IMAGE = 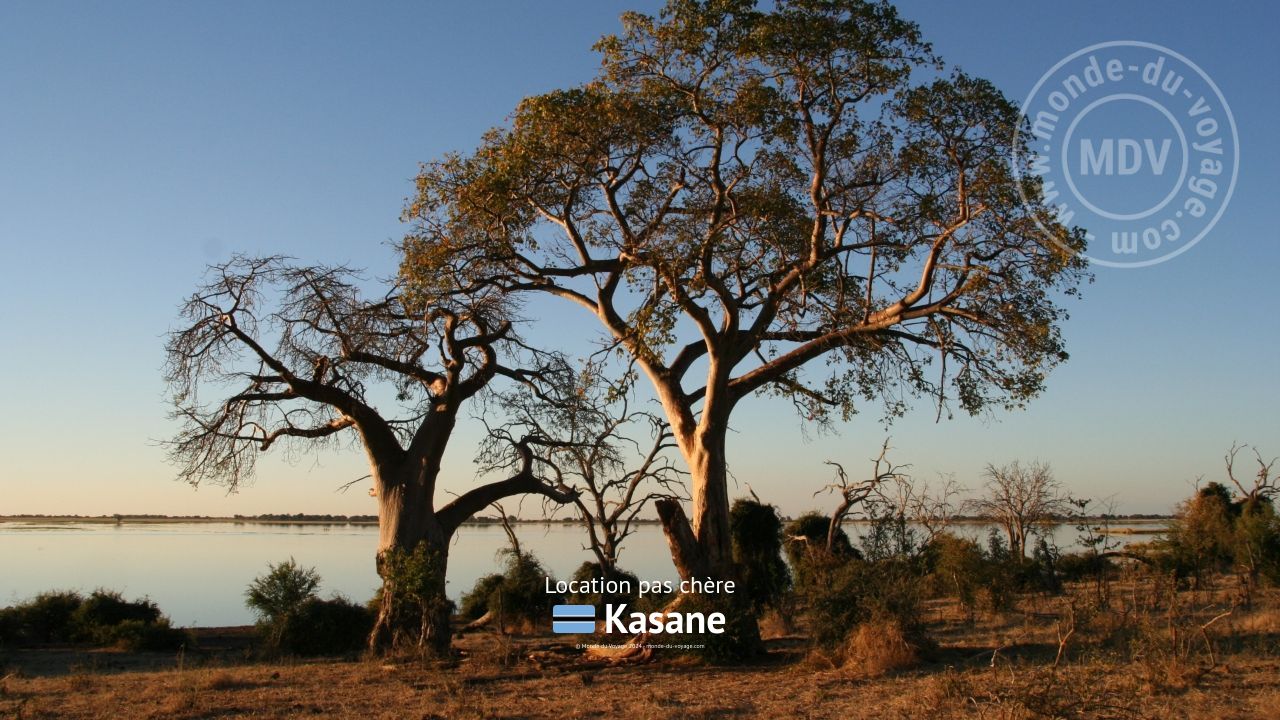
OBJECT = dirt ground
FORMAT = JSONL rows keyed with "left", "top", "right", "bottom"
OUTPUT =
{"left": 3, "top": 584, "right": 1279, "bottom": 719}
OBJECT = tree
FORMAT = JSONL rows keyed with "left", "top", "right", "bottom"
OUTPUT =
{"left": 478, "top": 359, "right": 683, "bottom": 587}
{"left": 969, "top": 460, "right": 1065, "bottom": 559}
{"left": 164, "top": 256, "right": 575, "bottom": 654}
{"left": 399, "top": 0, "right": 1087, "bottom": 628}
{"left": 820, "top": 439, "right": 910, "bottom": 554}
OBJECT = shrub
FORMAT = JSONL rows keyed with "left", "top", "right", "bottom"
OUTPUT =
{"left": 784, "top": 513, "right": 856, "bottom": 568}
{"left": 278, "top": 596, "right": 373, "bottom": 656}
{"left": 461, "top": 550, "right": 558, "bottom": 630}
{"left": 10, "top": 590, "right": 84, "bottom": 643}
{"left": 840, "top": 616, "right": 922, "bottom": 676}
{"left": 245, "top": 558, "right": 321, "bottom": 625}
{"left": 459, "top": 573, "right": 504, "bottom": 621}
{"left": 665, "top": 589, "right": 762, "bottom": 663}
{"left": 922, "top": 532, "right": 986, "bottom": 609}
{"left": 107, "top": 618, "right": 189, "bottom": 652}
{"left": 373, "top": 541, "right": 454, "bottom": 649}
{"left": 730, "top": 498, "right": 791, "bottom": 613}
{"left": 72, "top": 590, "right": 162, "bottom": 642}
{"left": 0, "top": 589, "right": 185, "bottom": 650}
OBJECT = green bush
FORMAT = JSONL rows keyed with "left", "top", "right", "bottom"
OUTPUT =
{"left": 72, "top": 590, "right": 162, "bottom": 642}
{"left": 278, "top": 596, "right": 373, "bottom": 656}
{"left": 245, "top": 558, "right": 321, "bottom": 625}
{"left": 922, "top": 532, "right": 986, "bottom": 607}
{"left": 1158, "top": 483, "right": 1280, "bottom": 585}
{"left": 9, "top": 590, "right": 84, "bottom": 643}
{"left": 372, "top": 541, "right": 454, "bottom": 649}
{"left": 460, "top": 550, "right": 559, "bottom": 629}
{"left": 459, "top": 573, "right": 504, "bottom": 621}
{"left": 0, "top": 589, "right": 185, "bottom": 650}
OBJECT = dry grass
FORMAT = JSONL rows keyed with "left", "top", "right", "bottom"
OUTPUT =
{"left": 1, "top": 579, "right": 1278, "bottom": 719}
{"left": 840, "top": 619, "right": 921, "bottom": 677}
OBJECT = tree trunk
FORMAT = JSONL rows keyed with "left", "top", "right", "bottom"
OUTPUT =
{"left": 657, "top": 422, "right": 762, "bottom": 658}
{"left": 369, "top": 478, "right": 452, "bottom": 656}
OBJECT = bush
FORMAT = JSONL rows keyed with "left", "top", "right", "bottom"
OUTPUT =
{"left": 784, "top": 513, "right": 856, "bottom": 568}
{"left": 922, "top": 532, "right": 986, "bottom": 608}
{"left": 786, "top": 509, "right": 926, "bottom": 647}
{"left": 278, "top": 596, "right": 373, "bottom": 656}
{"left": 460, "top": 550, "right": 558, "bottom": 630}
{"left": 107, "top": 618, "right": 189, "bottom": 652}
{"left": 245, "top": 558, "right": 321, "bottom": 625}
{"left": 372, "top": 541, "right": 454, "bottom": 650}
{"left": 459, "top": 573, "right": 504, "bottom": 621}
{"left": 0, "top": 589, "right": 185, "bottom": 650}
{"left": 72, "top": 590, "right": 162, "bottom": 642}
{"left": 6, "top": 590, "right": 84, "bottom": 643}
{"left": 730, "top": 498, "right": 791, "bottom": 613}
{"left": 839, "top": 617, "right": 923, "bottom": 676}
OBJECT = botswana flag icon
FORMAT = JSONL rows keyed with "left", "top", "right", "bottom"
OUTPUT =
{"left": 552, "top": 604, "right": 596, "bottom": 633}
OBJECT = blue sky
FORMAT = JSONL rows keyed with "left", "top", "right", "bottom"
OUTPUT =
{"left": 0, "top": 1, "right": 1276, "bottom": 517}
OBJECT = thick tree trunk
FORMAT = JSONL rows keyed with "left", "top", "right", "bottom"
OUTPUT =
{"left": 369, "top": 478, "right": 453, "bottom": 656}
{"left": 657, "top": 422, "right": 763, "bottom": 658}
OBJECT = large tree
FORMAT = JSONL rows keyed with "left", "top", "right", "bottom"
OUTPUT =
{"left": 164, "top": 256, "right": 575, "bottom": 654}
{"left": 400, "top": 0, "right": 1087, "bottom": 619}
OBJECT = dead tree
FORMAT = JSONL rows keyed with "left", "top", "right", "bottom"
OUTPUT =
{"left": 820, "top": 439, "right": 910, "bottom": 554}
{"left": 1224, "top": 442, "right": 1278, "bottom": 509}
{"left": 479, "top": 358, "right": 684, "bottom": 583}
{"left": 164, "top": 256, "right": 575, "bottom": 655}
{"left": 968, "top": 460, "right": 1066, "bottom": 559}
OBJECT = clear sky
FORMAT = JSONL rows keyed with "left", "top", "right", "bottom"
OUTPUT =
{"left": 1, "top": 1, "right": 1276, "bottom": 517}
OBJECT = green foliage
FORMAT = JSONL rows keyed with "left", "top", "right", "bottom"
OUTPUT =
{"left": 459, "top": 573, "right": 504, "bottom": 621}
{"left": 784, "top": 512, "right": 857, "bottom": 577}
{"left": 1161, "top": 483, "right": 1280, "bottom": 584}
{"left": 72, "top": 590, "right": 162, "bottom": 640}
{"left": 460, "top": 550, "right": 558, "bottom": 629}
{"left": 0, "top": 590, "right": 84, "bottom": 643}
{"left": 245, "top": 558, "right": 321, "bottom": 625}
{"left": 278, "top": 596, "right": 373, "bottom": 657}
{"left": 374, "top": 541, "right": 454, "bottom": 648}
{"left": 729, "top": 498, "right": 791, "bottom": 613}
{"left": 0, "top": 589, "right": 185, "bottom": 650}
{"left": 921, "top": 532, "right": 987, "bottom": 610}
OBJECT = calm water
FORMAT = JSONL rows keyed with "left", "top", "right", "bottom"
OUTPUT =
{"left": 0, "top": 520, "right": 1160, "bottom": 627}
